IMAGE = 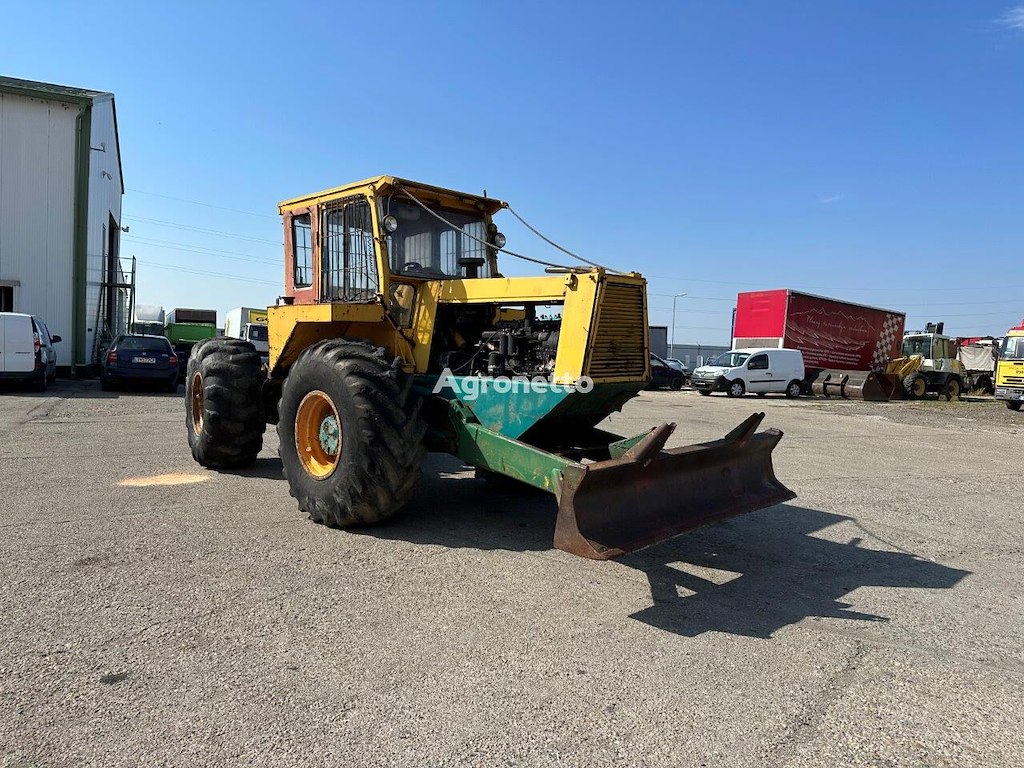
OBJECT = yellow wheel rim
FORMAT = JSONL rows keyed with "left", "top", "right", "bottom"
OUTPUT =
{"left": 190, "top": 372, "right": 204, "bottom": 432}
{"left": 913, "top": 378, "right": 927, "bottom": 397}
{"left": 295, "top": 390, "right": 343, "bottom": 480}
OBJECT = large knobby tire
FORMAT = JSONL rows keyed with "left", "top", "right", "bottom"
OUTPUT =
{"left": 278, "top": 339, "right": 427, "bottom": 528}
{"left": 186, "top": 338, "right": 266, "bottom": 468}
{"left": 944, "top": 376, "right": 962, "bottom": 402}
{"left": 903, "top": 374, "right": 926, "bottom": 399}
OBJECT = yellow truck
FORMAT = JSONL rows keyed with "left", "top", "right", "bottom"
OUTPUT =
{"left": 994, "top": 320, "right": 1024, "bottom": 412}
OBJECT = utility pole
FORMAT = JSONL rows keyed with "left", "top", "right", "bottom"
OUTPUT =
{"left": 671, "top": 292, "right": 687, "bottom": 357}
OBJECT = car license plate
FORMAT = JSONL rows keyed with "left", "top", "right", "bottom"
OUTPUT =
{"left": 132, "top": 357, "right": 156, "bottom": 364}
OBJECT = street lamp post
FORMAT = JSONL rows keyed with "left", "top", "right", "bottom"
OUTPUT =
{"left": 671, "top": 292, "right": 687, "bottom": 357}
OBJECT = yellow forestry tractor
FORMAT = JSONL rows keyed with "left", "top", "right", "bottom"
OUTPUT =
{"left": 184, "top": 176, "right": 794, "bottom": 559}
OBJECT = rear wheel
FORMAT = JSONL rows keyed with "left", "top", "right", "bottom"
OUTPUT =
{"left": 785, "top": 380, "right": 802, "bottom": 399}
{"left": 278, "top": 339, "right": 427, "bottom": 527}
{"left": 727, "top": 380, "right": 745, "bottom": 398}
{"left": 944, "top": 376, "right": 962, "bottom": 402}
{"left": 186, "top": 338, "right": 265, "bottom": 468}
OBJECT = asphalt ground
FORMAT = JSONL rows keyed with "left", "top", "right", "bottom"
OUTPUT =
{"left": 0, "top": 380, "right": 1021, "bottom": 767}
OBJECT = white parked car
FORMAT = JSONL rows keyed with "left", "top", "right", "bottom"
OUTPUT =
{"left": 691, "top": 348, "right": 805, "bottom": 398}
{"left": 0, "top": 312, "right": 61, "bottom": 391}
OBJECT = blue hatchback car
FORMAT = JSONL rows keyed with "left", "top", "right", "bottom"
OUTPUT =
{"left": 100, "top": 334, "right": 179, "bottom": 392}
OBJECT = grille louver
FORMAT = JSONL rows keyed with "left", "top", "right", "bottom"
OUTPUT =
{"left": 586, "top": 282, "right": 647, "bottom": 379}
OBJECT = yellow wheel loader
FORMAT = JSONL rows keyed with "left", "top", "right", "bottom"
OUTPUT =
{"left": 184, "top": 176, "right": 794, "bottom": 559}
{"left": 889, "top": 323, "right": 968, "bottom": 401}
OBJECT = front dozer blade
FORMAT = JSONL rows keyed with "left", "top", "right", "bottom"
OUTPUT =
{"left": 553, "top": 413, "right": 796, "bottom": 560}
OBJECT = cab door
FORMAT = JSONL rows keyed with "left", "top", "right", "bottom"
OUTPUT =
{"left": 746, "top": 353, "right": 773, "bottom": 393}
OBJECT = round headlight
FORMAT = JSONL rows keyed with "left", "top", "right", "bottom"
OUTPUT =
{"left": 492, "top": 232, "right": 506, "bottom": 249}
{"left": 383, "top": 214, "right": 399, "bottom": 233}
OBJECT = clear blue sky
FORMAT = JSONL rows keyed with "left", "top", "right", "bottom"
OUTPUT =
{"left": 4, "top": 1, "right": 1023, "bottom": 345}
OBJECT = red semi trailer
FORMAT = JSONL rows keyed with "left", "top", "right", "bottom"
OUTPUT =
{"left": 732, "top": 290, "right": 906, "bottom": 373}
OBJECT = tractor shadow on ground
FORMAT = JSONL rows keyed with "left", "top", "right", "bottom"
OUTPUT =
{"left": 219, "top": 455, "right": 285, "bottom": 480}
{"left": 618, "top": 508, "right": 970, "bottom": 639}
{"left": 363, "top": 454, "right": 971, "bottom": 639}
{"left": 362, "top": 453, "right": 557, "bottom": 553}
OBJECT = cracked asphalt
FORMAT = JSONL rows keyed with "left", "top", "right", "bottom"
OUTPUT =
{"left": 0, "top": 380, "right": 1020, "bottom": 767}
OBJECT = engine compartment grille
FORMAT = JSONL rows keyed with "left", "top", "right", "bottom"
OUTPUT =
{"left": 586, "top": 281, "right": 648, "bottom": 380}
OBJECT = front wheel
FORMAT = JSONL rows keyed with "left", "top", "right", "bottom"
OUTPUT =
{"left": 726, "top": 380, "right": 745, "bottom": 398}
{"left": 698, "top": 389, "right": 712, "bottom": 396}
{"left": 278, "top": 339, "right": 427, "bottom": 527}
{"left": 186, "top": 338, "right": 265, "bottom": 468}
{"left": 668, "top": 377, "right": 683, "bottom": 391}
{"left": 904, "top": 374, "right": 927, "bottom": 399}
{"left": 1008, "top": 401, "right": 1022, "bottom": 412}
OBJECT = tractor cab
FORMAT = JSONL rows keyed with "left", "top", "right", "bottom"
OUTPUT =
{"left": 901, "top": 322, "right": 957, "bottom": 362}
{"left": 278, "top": 176, "right": 506, "bottom": 309}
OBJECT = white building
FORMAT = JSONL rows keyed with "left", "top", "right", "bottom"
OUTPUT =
{"left": 0, "top": 75, "right": 125, "bottom": 371}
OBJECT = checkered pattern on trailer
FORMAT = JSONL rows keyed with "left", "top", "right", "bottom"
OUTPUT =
{"left": 871, "top": 314, "right": 904, "bottom": 368}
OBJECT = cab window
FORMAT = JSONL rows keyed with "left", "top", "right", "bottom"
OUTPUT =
{"left": 292, "top": 214, "right": 313, "bottom": 287}
{"left": 747, "top": 354, "right": 769, "bottom": 370}
{"left": 322, "top": 199, "right": 378, "bottom": 301}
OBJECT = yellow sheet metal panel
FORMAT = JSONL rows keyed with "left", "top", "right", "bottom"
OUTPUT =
{"left": 553, "top": 271, "right": 602, "bottom": 383}
{"left": 435, "top": 275, "right": 570, "bottom": 303}
{"left": 267, "top": 303, "right": 387, "bottom": 371}
{"left": 410, "top": 282, "right": 440, "bottom": 373}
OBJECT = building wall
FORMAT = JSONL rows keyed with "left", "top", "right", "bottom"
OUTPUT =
{"left": 84, "top": 97, "right": 125, "bottom": 364}
{"left": 0, "top": 93, "right": 78, "bottom": 366}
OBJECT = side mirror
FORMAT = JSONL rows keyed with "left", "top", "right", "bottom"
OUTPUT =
{"left": 51, "top": 335, "right": 62, "bottom": 343}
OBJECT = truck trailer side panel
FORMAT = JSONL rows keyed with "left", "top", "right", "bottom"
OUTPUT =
{"left": 734, "top": 290, "right": 905, "bottom": 371}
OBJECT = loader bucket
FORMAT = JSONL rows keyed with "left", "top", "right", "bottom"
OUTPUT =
{"left": 809, "top": 369, "right": 902, "bottom": 401}
{"left": 844, "top": 371, "right": 903, "bottom": 401}
{"left": 553, "top": 413, "right": 796, "bottom": 560}
{"left": 811, "top": 371, "right": 849, "bottom": 398}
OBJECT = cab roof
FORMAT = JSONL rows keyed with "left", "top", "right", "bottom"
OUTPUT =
{"left": 278, "top": 175, "right": 506, "bottom": 216}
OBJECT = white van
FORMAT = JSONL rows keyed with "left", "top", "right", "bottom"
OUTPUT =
{"left": 0, "top": 312, "right": 61, "bottom": 391}
{"left": 691, "top": 348, "right": 805, "bottom": 398}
